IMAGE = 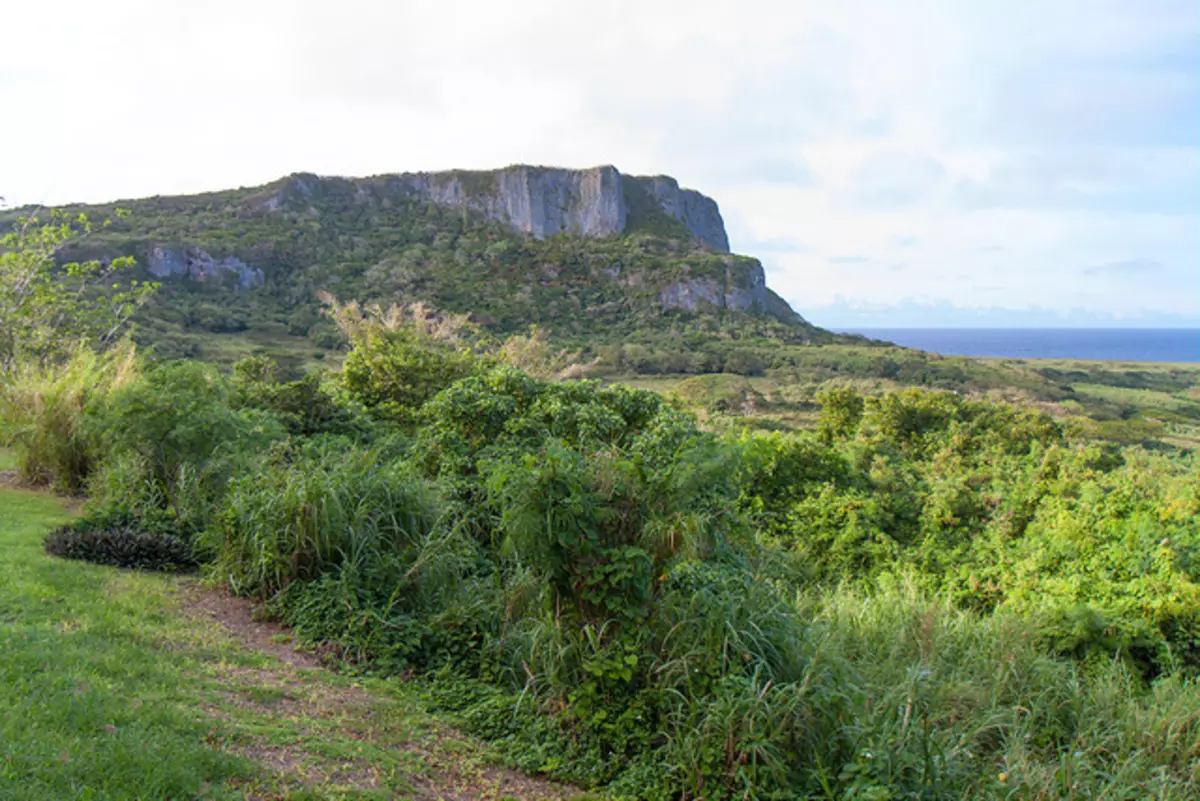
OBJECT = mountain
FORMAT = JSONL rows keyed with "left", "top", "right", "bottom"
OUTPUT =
{"left": 14, "top": 165, "right": 834, "bottom": 367}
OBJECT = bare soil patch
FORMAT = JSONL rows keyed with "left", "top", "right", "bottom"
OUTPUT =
{"left": 177, "top": 579, "right": 581, "bottom": 800}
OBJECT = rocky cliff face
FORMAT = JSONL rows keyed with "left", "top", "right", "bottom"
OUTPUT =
{"left": 630, "top": 175, "right": 729, "bottom": 252}
{"left": 393, "top": 166, "right": 628, "bottom": 240}
{"left": 286, "top": 165, "right": 731, "bottom": 252}
{"left": 147, "top": 246, "right": 264, "bottom": 289}
{"left": 654, "top": 256, "right": 801, "bottom": 318}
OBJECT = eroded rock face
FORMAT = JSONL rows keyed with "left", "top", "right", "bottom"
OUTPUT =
{"left": 330, "top": 165, "right": 731, "bottom": 252}
{"left": 658, "top": 258, "right": 776, "bottom": 314}
{"left": 147, "top": 246, "right": 264, "bottom": 289}
{"left": 630, "top": 175, "right": 730, "bottom": 252}
{"left": 395, "top": 166, "right": 627, "bottom": 240}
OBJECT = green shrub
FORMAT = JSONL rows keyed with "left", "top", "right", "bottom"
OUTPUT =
{"left": 97, "top": 361, "right": 285, "bottom": 522}
{"left": 207, "top": 437, "right": 441, "bottom": 597}
{"left": 338, "top": 328, "right": 480, "bottom": 424}
{"left": 231, "top": 356, "right": 369, "bottom": 437}
{"left": 0, "top": 344, "right": 138, "bottom": 492}
{"left": 44, "top": 508, "right": 196, "bottom": 572}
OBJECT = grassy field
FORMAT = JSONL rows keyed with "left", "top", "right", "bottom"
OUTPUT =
{"left": 610, "top": 354, "right": 1200, "bottom": 444}
{"left": 0, "top": 487, "right": 582, "bottom": 801}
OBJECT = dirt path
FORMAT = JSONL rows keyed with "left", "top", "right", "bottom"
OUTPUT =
{"left": 177, "top": 580, "right": 582, "bottom": 801}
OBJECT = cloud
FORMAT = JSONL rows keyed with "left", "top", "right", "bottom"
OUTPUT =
{"left": 829, "top": 255, "right": 869, "bottom": 264}
{"left": 740, "top": 236, "right": 810, "bottom": 253}
{"left": 0, "top": 0, "right": 1195, "bottom": 324}
{"left": 847, "top": 150, "right": 947, "bottom": 210}
{"left": 700, "top": 157, "right": 815, "bottom": 188}
{"left": 800, "top": 296, "right": 1200, "bottom": 329}
{"left": 1084, "top": 258, "right": 1164, "bottom": 277}
{"left": 952, "top": 148, "right": 1200, "bottom": 213}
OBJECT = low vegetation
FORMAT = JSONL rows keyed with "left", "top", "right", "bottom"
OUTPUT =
{"left": 4, "top": 300, "right": 1197, "bottom": 799}
{"left": 0, "top": 486, "right": 588, "bottom": 800}
{"left": 3, "top": 205, "right": 1198, "bottom": 799}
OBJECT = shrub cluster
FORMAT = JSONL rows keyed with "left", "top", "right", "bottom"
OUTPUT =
{"left": 44, "top": 509, "right": 196, "bottom": 572}
{"left": 14, "top": 322, "right": 1200, "bottom": 800}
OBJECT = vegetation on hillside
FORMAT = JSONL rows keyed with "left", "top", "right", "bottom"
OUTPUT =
{"left": 4, "top": 282, "right": 1197, "bottom": 798}
{"left": 4, "top": 201, "right": 1199, "bottom": 799}
{"left": 0, "top": 174, "right": 822, "bottom": 371}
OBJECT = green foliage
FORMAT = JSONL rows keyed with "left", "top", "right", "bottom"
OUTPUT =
{"left": 0, "top": 210, "right": 156, "bottom": 375}
{"left": 208, "top": 437, "right": 441, "bottom": 597}
{"left": 817, "top": 384, "right": 865, "bottom": 442}
{"left": 746, "top": 387, "right": 1200, "bottom": 674}
{"left": 231, "top": 355, "right": 367, "bottom": 436}
{"left": 485, "top": 437, "right": 736, "bottom": 627}
{"left": 0, "top": 344, "right": 138, "bottom": 492}
{"left": 672, "top": 373, "right": 764, "bottom": 414}
{"left": 338, "top": 328, "right": 480, "bottom": 424}
{"left": 97, "top": 361, "right": 285, "bottom": 524}
{"left": 9, "top": 311, "right": 1200, "bottom": 800}
{"left": 44, "top": 511, "right": 196, "bottom": 572}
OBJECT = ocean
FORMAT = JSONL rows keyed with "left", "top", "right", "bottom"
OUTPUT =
{"left": 839, "top": 328, "right": 1200, "bottom": 363}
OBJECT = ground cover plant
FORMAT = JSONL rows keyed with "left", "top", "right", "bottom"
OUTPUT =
{"left": 0, "top": 486, "right": 590, "bottom": 800}
{"left": 3, "top": 210, "right": 1199, "bottom": 799}
{"left": 4, "top": 297, "right": 1195, "bottom": 801}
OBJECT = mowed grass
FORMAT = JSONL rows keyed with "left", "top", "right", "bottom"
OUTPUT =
{"left": 0, "top": 488, "right": 253, "bottom": 800}
{"left": 0, "top": 488, "right": 579, "bottom": 801}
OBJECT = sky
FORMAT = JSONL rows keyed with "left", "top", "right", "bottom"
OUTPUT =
{"left": 1, "top": 0, "right": 1197, "bottom": 328}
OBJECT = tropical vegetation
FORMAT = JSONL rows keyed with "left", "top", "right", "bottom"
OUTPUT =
{"left": 3, "top": 202, "right": 1198, "bottom": 799}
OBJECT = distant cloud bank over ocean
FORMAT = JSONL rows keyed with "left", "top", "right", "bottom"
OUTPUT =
{"left": 840, "top": 328, "right": 1200, "bottom": 363}
{"left": 800, "top": 299, "right": 1200, "bottom": 330}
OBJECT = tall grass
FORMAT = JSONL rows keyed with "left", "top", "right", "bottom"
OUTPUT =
{"left": 0, "top": 343, "right": 137, "bottom": 492}
{"left": 205, "top": 438, "right": 442, "bottom": 597}
{"left": 787, "top": 579, "right": 1200, "bottom": 799}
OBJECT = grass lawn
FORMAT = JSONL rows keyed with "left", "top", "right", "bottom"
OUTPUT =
{"left": 0, "top": 488, "right": 579, "bottom": 800}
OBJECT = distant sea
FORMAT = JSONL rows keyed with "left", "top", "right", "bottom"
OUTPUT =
{"left": 838, "top": 328, "right": 1200, "bottom": 363}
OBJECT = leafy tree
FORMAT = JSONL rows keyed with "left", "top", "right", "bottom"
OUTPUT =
{"left": 816, "top": 385, "right": 865, "bottom": 443}
{"left": 98, "top": 362, "right": 284, "bottom": 523}
{"left": 0, "top": 209, "right": 156, "bottom": 375}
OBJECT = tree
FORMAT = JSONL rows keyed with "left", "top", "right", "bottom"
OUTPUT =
{"left": 816, "top": 385, "right": 865, "bottom": 443}
{"left": 0, "top": 208, "right": 156, "bottom": 375}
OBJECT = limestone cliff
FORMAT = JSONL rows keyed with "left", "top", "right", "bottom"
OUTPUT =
{"left": 272, "top": 165, "right": 732, "bottom": 253}
{"left": 628, "top": 175, "right": 729, "bottom": 252}
{"left": 146, "top": 246, "right": 264, "bottom": 289}
{"left": 392, "top": 166, "right": 627, "bottom": 240}
{"left": 654, "top": 255, "right": 803, "bottom": 320}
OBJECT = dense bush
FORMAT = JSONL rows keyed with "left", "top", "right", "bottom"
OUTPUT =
{"left": 0, "top": 344, "right": 138, "bottom": 492}
{"left": 231, "top": 355, "right": 368, "bottom": 437}
{"left": 15, "top": 321, "right": 1200, "bottom": 801}
{"left": 44, "top": 508, "right": 196, "bottom": 572}
{"left": 207, "top": 436, "right": 441, "bottom": 597}
{"left": 742, "top": 389, "right": 1200, "bottom": 675}
{"left": 96, "top": 361, "right": 285, "bottom": 525}
{"left": 338, "top": 327, "right": 480, "bottom": 424}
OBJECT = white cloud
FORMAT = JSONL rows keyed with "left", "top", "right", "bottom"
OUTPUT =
{"left": 1, "top": 0, "right": 1195, "bottom": 323}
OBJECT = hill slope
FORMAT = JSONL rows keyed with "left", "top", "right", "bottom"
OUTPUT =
{"left": 19, "top": 165, "right": 833, "bottom": 366}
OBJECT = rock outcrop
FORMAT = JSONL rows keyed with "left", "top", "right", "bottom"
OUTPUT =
{"left": 394, "top": 166, "right": 628, "bottom": 240}
{"left": 147, "top": 246, "right": 264, "bottom": 289}
{"left": 657, "top": 256, "right": 782, "bottom": 315}
{"left": 629, "top": 175, "right": 729, "bottom": 252}
{"left": 271, "top": 165, "right": 732, "bottom": 253}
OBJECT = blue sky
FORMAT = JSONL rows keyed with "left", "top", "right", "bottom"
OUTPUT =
{"left": 1, "top": 0, "right": 1196, "bottom": 327}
